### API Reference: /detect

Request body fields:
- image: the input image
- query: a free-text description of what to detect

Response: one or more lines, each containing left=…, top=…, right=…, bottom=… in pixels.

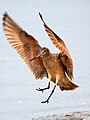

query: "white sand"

left=32, top=111, right=90, bottom=120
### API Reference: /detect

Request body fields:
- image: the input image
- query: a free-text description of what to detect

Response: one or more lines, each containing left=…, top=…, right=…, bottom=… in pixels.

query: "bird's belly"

left=44, top=60, right=64, bottom=83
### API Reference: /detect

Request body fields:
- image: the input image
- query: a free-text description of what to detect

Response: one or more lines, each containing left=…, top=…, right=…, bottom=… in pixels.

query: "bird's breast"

left=43, top=55, right=64, bottom=83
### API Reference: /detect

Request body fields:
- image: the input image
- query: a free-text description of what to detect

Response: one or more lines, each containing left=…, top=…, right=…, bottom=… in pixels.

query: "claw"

left=36, top=88, right=44, bottom=93
left=36, top=82, right=50, bottom=93
left=41, top=84, right=56, bottom=104
left=41, top=99, right=49, bottom=104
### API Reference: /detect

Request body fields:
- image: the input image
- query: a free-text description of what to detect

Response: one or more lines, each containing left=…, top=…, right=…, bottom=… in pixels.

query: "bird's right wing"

left=39, top=13, right=73, bottom=80
left=39, top=12, right=71, bottom=58
left=3, top=12, right=47, bottom=79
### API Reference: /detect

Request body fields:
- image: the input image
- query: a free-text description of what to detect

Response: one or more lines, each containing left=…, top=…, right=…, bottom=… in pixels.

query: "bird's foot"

left=41, top=99, right=49, bottom=104
left=36, top=88, right=44, bottom=93
left=41, top=84, right=56, bottom=104
left=36, top=82, right=50, bottom=93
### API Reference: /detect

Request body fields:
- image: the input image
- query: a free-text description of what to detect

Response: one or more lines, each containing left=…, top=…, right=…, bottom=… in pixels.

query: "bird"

left=2, top=12, right=79, bottom=103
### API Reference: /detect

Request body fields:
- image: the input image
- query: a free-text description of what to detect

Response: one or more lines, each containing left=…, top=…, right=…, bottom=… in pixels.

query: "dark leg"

left=41, top=84, right=56, bottom=103
left=36, top=82, right=50, bottom=93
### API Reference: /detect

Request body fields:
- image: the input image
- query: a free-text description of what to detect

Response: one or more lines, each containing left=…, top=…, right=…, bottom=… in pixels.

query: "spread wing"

left=3, top=12, right=47, bottom=79
left=39, top=13, right=73, bottom=80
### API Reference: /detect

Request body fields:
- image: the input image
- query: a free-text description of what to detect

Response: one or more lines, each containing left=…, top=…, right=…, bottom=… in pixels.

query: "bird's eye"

left=44, top=49, right=46, bottom=51
left=43, top=49, right=46, bottom=53
left=41, top=48, right=49, bottom=53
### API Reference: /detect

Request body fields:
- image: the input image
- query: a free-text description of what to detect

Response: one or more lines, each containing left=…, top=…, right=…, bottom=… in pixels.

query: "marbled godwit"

left=3, top=12, right=79, bottom=103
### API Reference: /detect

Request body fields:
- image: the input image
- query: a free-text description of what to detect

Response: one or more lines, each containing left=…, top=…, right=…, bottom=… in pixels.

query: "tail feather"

left=58, top=78, right=79, bottom=91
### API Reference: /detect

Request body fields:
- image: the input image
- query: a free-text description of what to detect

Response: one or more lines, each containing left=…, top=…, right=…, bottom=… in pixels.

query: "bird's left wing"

left=2, top=12, right=48, bottom=79
left=39, top=13, right=73, bottom=80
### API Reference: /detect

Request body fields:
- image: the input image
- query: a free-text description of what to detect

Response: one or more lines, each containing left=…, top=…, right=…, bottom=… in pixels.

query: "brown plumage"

left=3, top=12, right=47, bottom=80
left=2, top=12, right=79, bottom=103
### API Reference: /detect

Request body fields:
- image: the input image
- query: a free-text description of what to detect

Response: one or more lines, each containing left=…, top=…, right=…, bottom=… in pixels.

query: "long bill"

left=30, top=53, right=42, bottom=61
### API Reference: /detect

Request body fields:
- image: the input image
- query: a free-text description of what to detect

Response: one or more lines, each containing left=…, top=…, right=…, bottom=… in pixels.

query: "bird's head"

left=30, top=47, right=50, bottom=61
left=40, top=47, right=50, bottom=57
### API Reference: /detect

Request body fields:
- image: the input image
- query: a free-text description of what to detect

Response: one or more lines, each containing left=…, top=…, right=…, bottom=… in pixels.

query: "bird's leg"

left=36, top=82, right=50, bottom=93
left=41, top=84, right=56, bottom=103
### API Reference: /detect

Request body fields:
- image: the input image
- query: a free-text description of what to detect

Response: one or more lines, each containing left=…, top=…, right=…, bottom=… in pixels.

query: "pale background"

left=0, top=0, right=90, bottom=120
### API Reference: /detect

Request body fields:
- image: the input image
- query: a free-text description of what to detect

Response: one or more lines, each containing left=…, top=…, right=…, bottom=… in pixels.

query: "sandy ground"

left=32, top=111, right=90, bottom=120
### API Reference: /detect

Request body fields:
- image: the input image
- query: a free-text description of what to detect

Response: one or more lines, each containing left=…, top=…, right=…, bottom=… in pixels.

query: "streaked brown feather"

left=39, top=13, right=70, bottom=58
left=39, top=13, right=73, bottom=80
left=3, top=12, right=47, bottom=79
left=58, top=52, right=73, bottom=80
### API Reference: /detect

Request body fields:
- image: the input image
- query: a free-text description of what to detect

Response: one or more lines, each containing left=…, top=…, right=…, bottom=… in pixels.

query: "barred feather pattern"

left=3, top=12, right=47, bottom=79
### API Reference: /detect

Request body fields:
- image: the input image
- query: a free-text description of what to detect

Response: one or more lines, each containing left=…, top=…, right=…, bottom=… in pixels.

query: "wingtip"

left=39, top=12, right=45, bottom=24
left=2, top=12, right=7, bottom=26
left=39, top=12, right=42, bottom=19
left=39, top=12, right=41, bottom=16
left=3, top=12, right=8, bottom=21
left=3, top=11, right=8, bottom=17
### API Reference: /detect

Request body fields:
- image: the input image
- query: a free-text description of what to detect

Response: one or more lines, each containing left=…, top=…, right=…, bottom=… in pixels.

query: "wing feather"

left=39, top=12, right=70, bottom=58
left=3, top=12, right=47, bottom=79
left=39, top=13, right=73, bottom=80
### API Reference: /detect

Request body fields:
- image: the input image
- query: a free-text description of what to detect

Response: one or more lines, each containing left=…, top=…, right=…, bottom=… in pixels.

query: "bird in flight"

left=3, top=12, right=79, bottom=103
